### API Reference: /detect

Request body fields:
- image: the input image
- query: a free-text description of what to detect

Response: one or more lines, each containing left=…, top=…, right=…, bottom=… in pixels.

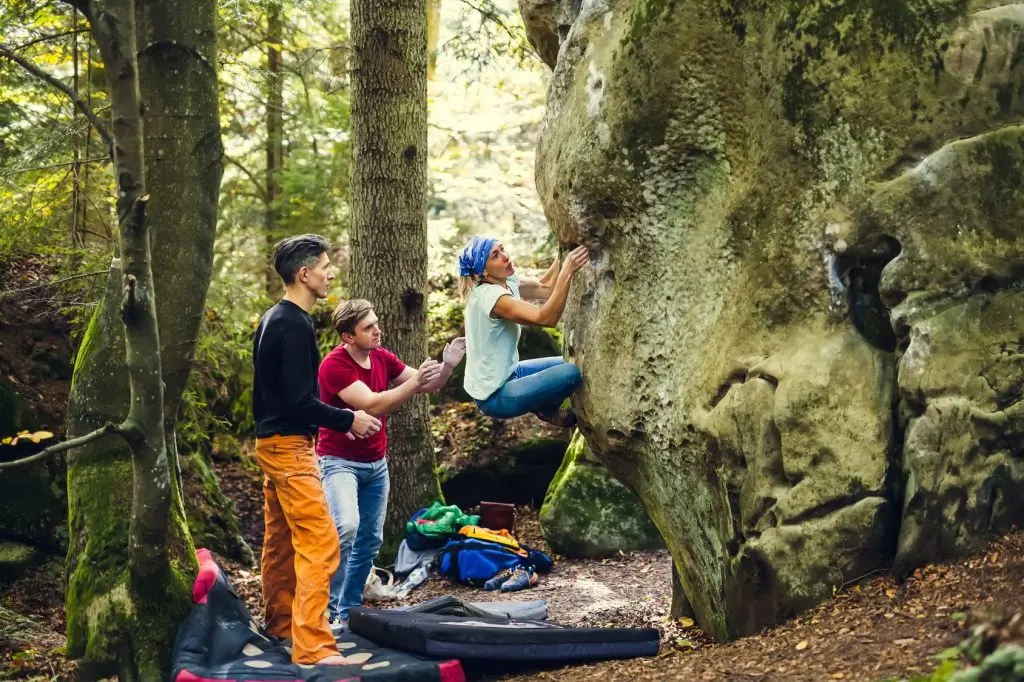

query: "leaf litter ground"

left=2, top=456, right=1022, bottom=681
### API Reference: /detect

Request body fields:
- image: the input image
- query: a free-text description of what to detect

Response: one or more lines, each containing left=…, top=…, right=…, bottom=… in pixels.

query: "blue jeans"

left=318, top=456, right=389, bottom=622
left=476, top=357, right=582, bottom=419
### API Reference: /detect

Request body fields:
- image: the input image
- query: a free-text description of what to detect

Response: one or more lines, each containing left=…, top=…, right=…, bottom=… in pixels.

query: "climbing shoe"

left=500, top=565, right=537, bottom=592
left=535, top=408, right=577, bottom=428
left=483, top=567, right=515, bottom=591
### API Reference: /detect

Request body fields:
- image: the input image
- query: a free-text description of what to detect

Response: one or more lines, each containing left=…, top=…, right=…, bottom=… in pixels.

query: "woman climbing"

left=457, top=235, right=589, bottom=427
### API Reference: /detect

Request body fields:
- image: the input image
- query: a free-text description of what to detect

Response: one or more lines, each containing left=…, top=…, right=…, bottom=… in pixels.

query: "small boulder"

left=540, top=430, right=663, bottom=557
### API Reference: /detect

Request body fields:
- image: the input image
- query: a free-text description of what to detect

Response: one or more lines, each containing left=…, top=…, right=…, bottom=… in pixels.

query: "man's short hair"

left=333, top=299, right=374, bottom=336
left=273, top=233, right=331, bottom=284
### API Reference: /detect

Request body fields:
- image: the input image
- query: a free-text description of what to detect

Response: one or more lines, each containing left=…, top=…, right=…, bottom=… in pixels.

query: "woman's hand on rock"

left=561, top=245, right=589, bottom=277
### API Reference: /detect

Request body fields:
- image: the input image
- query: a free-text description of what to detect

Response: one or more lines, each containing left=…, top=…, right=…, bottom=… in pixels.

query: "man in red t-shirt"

left=317, top=299, right=465, bottom=627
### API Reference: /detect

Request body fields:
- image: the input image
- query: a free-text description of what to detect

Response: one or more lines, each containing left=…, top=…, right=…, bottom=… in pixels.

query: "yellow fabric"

left=458, top=525, right=526, bottom=555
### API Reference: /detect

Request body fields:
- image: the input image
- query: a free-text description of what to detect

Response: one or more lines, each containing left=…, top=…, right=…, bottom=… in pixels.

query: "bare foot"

left=315, top=654, right=356, bottom=665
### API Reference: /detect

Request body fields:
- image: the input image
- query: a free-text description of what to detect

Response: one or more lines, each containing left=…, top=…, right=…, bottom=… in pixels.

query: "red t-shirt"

left=317, top=345, right=407, bottom=462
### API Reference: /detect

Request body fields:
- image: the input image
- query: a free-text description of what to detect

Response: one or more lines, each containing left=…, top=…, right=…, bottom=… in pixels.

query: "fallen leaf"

left=832, top=673, right=845, bottom=679
left=884, top=612, right=895, bottom=619
left=796, top=640, right=808, bottom=651
left=678, top=617, right=694, bottom=628
left=886, top=588, right=897, bottom=598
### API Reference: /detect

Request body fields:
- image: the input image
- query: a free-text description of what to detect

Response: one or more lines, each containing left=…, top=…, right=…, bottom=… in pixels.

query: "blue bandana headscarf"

left=458, top=235, right=498, bottom=277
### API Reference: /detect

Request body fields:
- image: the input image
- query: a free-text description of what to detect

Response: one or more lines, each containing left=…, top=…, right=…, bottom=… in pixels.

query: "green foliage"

left=0, top=5, right=113, bottom=267
left=216, top=0, right=354, bottom=288
left=2, top=0, right=558, bottom=462
left=900, top=660, right=961, bottom=682
left=179, top=279, right=265, bottom=447
left=440, top=0, right=534, bottom=69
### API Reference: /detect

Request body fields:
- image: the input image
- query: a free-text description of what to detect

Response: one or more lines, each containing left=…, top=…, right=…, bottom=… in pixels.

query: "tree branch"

left=14, top=28, right=90, bottom=52
left=223, top=154, right=268, bottom=198
left=0, top=423, right=124, bottom=471
left=9, top=156, right=109, bottom=175
left=0, top=269, right=111, bottom=299
left=0, top=42, right=113, bottom=153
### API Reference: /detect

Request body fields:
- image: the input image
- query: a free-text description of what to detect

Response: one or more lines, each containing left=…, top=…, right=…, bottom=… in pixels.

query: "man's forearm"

left=418, top=362, right=454, bottom=393
left=291, top=395, right=354, bottom=432
left=365, top=378, right=421, bottom=416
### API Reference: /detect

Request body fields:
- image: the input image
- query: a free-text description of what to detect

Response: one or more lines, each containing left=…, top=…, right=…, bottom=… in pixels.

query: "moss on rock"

left=0, top=541, right=38, bottom=585
left=531, top=0, right=1023, bottom=642
left=540, top=431, right=663, bottom=557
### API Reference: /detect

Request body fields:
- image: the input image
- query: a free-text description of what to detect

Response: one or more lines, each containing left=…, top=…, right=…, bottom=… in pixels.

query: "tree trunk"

left=265, top=2, right=284, bottom=296
left=426, top=0, right=441, bottom=81
left=64, top=0, right=222, bottom=678
left=349, top=0, right=437, bottom=547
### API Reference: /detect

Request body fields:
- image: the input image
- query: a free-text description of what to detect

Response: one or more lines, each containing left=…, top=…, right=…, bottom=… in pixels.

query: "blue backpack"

left=437, top=537, right=553, bottom=586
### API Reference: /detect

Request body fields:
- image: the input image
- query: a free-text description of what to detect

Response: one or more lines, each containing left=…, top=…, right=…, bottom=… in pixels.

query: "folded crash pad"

left=396, top=595, right=549, bottom=621
left=173, top=549, right=464, bottom=682
left=349, top=606, right=659, bottom=663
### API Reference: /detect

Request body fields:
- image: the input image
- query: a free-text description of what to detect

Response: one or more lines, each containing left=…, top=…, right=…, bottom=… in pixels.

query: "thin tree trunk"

left=427, top=0, right=441, bottom=81
left=265, top=2, right=284, bottom=296
left=64, top=0, right=222, bottom=677
left=350, top=0, right=438, bottom=548
left=71, top=12, right=83, bottom=248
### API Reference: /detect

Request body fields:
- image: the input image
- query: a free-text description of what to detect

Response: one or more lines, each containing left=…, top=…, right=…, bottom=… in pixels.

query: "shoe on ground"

left=330, top=619, right=348, bottom=633
left=483, top=567, right=514, bottom=591
left=500, top=565, right=537, bottom=592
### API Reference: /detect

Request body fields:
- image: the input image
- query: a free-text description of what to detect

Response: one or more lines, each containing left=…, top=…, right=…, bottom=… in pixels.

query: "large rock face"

left=524, top=0, right=1024, bottom=640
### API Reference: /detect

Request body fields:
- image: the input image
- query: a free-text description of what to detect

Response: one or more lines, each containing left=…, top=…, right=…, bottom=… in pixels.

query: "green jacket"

left=407, top=501, right=479, bottom=537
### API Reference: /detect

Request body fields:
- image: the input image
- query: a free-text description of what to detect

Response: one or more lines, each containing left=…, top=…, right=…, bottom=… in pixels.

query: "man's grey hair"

left=273, top=233, right=331, bottom=284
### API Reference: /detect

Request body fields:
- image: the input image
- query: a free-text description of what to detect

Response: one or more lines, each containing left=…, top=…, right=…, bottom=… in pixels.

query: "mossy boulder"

left=525, top=0, right=1024, bottom=641
left=0, top=541, right=38, bottom=585
left=541, top=430, right=663, bottom=557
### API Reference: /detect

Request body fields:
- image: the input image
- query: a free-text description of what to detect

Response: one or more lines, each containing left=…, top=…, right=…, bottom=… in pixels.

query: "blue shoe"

left=483, top=567, right=515, bottom=591
left=500, top=565, right=537, bottom=592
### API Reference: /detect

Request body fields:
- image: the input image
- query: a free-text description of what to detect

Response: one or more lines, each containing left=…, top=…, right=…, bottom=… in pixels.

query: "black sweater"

left=252, top=300, right=354, bottom=438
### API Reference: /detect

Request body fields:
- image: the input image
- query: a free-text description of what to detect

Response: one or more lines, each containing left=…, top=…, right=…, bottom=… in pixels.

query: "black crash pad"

left=349, top=606, right=660, bottom=662
left=172, top=549, right=465, bottom=682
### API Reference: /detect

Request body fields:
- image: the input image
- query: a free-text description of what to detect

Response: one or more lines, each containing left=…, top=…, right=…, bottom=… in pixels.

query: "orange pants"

left=255, top=435, right=340, bottom=664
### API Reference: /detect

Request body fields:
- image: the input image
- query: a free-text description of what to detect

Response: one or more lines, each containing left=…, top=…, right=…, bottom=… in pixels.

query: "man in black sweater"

left=252, top=233, right=380, bottom=666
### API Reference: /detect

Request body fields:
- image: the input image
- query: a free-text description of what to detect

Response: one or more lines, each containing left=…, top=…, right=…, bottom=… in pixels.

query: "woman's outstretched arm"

left=492, top=246, right=588, bottom=327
